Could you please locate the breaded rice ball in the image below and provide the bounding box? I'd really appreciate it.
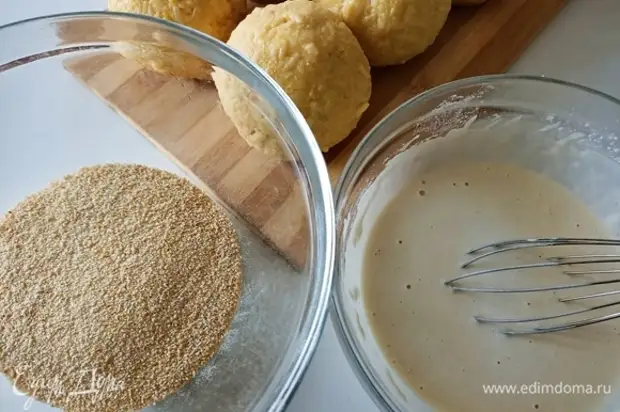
[213,0,371,154]
[108,0,247,80]
[315,0,451,67]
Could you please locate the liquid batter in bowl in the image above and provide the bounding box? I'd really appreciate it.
[364,160,620,411]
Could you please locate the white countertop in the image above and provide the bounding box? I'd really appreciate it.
[1,0,620,411]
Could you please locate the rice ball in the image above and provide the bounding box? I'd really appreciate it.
[213,0,371,154]
[315,0,451,67]
[108,0,246,80]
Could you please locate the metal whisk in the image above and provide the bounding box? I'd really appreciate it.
[444,237,620,335]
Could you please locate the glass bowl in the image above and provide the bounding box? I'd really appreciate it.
[332,75,620,411]
[0,11,334,412]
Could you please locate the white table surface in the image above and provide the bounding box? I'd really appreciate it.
[1,0,620,411]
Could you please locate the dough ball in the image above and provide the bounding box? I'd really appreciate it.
[315,0,451,67]
[453,0,487,5]
[108,0,246,80]
[213,0,371,154]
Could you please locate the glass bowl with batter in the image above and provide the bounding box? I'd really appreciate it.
[0,12,334,412]
[333,75,620,412]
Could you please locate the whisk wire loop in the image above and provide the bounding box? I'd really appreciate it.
[446,237,620,335]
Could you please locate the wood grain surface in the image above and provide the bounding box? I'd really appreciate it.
[63,0,566,267]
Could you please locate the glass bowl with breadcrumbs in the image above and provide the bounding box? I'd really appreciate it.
[0,11,334,412]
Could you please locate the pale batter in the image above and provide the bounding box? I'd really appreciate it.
[364,161,620,412]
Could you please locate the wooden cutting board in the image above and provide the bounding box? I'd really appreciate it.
[64,0,566,268]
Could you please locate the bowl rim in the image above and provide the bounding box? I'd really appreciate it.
[331,74,620,412]
[0,11,335,412]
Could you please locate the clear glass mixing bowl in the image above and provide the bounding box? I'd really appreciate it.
[332,75,620,411]
[0,12,334,412]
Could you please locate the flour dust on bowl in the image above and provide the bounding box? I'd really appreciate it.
[333,75,620,412]
[0,12,334,412]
